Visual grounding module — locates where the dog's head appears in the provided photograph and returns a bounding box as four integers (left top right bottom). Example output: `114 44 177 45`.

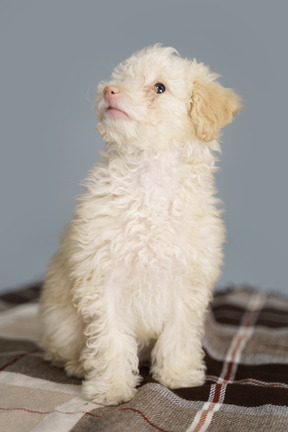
96 45 241 148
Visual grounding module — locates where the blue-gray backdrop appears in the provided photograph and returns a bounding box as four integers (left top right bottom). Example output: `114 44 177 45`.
1 0 287 293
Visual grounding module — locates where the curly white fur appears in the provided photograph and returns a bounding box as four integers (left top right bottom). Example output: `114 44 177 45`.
39 44 241 406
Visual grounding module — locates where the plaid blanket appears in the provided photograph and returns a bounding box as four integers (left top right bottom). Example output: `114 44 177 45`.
0 284 288 432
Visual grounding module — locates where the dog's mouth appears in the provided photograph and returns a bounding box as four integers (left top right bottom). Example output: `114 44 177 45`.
105 106 129 119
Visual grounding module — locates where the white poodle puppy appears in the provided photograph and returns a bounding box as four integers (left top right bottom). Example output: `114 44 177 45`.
39 45 241 406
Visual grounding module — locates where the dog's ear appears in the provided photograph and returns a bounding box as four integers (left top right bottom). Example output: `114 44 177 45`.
190 78 241 142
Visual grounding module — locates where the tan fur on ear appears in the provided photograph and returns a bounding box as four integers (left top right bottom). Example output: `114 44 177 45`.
191 78 241 142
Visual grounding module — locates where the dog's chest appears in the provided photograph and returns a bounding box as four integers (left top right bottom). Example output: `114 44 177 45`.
86 153 185 335
101 152 185 271
130 153 178 207
82 152 211 336
103 152 180 218
84 150 211 276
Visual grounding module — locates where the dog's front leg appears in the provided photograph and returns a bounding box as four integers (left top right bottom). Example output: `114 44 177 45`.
79 307 141 406
150 297 207 389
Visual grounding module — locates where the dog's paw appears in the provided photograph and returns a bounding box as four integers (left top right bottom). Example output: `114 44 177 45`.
43 351 66 368
152 366 206 389
65 359 85 378
81 379 138 406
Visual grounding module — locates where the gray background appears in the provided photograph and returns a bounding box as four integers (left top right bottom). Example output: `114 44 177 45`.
1 0 287 294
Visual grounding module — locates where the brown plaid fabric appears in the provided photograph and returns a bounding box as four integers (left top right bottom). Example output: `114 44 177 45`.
0 284 288 431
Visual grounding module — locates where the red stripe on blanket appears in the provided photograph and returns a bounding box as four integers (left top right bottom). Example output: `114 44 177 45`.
0 406 102 418
207 375 288 389
0 349 38 371
119 407 173 432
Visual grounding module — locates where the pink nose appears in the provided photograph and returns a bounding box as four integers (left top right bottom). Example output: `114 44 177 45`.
104 85 121 98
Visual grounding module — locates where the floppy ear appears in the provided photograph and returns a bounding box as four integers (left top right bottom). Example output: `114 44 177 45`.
190 78 241 142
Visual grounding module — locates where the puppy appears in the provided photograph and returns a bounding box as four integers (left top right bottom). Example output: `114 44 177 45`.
39 45 241 406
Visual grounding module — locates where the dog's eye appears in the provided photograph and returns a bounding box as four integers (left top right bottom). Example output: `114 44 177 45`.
154 83 166 94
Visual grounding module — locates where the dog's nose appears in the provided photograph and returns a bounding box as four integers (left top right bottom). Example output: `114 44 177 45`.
104 85 121 97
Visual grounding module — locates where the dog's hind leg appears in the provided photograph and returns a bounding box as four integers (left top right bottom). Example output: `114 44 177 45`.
39 258 85 377
39 296 85 377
